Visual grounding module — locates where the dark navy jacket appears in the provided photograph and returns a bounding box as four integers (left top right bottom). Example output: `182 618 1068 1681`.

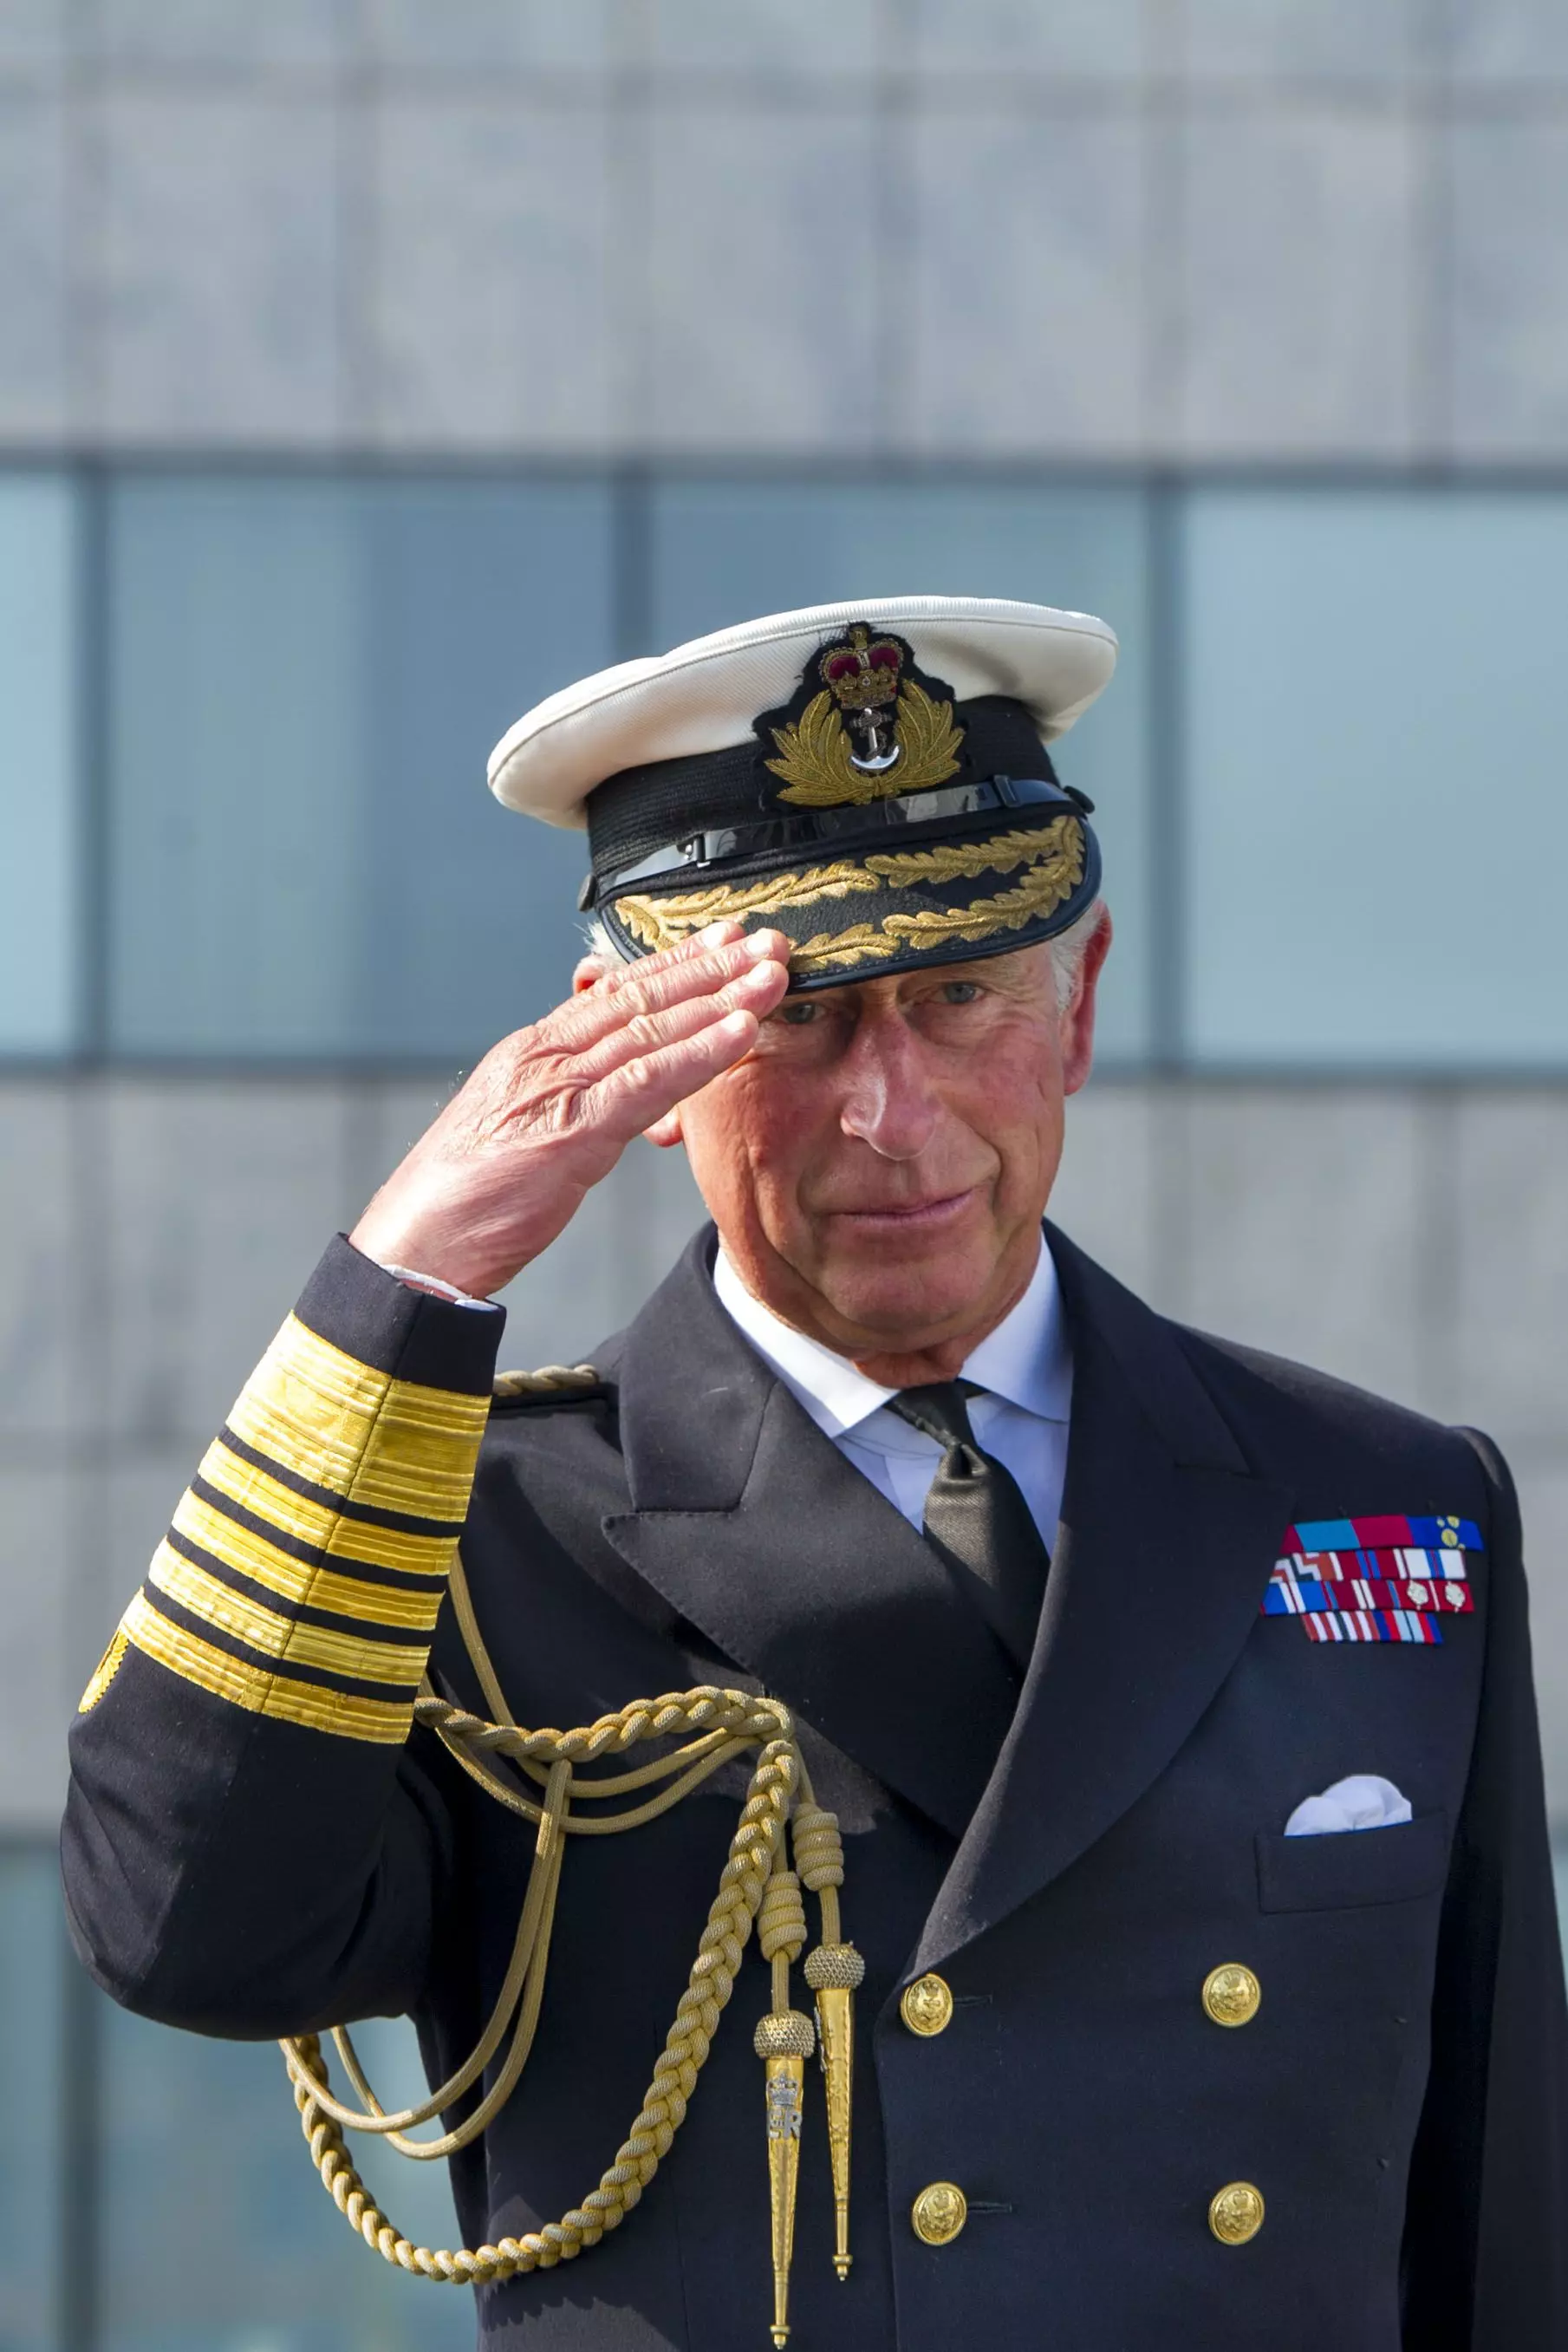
62 1224 1568 2349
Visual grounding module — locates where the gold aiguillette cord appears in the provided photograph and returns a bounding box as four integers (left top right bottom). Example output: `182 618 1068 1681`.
277 1551 866 2345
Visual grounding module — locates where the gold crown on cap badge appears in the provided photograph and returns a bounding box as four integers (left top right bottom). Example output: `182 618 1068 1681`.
763 622 965 810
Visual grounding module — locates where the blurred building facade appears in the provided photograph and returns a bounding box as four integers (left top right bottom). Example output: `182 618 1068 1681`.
3 6 1568 2347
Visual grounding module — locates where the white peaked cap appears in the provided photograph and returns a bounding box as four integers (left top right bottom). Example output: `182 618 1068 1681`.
488 595 1118 829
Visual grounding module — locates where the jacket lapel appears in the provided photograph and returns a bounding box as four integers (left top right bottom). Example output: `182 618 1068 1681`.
602 1233 1020 1839
914 1227 1292 1975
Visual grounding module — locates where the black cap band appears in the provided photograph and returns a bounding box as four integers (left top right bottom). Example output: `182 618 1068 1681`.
585 693 1058 881
590 770 1093 906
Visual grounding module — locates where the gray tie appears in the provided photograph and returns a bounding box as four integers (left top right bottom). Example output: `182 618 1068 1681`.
887 1380 1050 1673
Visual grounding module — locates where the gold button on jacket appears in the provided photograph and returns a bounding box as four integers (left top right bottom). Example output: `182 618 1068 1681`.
1202 1963 1261 2027
1208 2182 1265 2244
900 1971 954 2036
911 2181 968 2245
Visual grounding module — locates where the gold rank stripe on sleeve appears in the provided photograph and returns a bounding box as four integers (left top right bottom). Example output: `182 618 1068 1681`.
172 1481 447 1632
226 1313 489 1522
104 1308 491 1744
192 1433 459 1582
147 1544 431 1688
78 1627 128 1715
119 1590 419 1743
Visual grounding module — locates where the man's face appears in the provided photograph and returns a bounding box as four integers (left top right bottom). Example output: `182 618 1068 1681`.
656 917 1110 1380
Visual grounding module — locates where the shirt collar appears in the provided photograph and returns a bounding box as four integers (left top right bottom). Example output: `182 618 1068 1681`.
712 1235 1072 1444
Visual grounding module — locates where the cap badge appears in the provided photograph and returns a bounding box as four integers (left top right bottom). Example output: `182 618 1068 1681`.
763 623 964 808
820 627 905 772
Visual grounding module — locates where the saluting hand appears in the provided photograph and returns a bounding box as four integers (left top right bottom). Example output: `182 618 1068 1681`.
349 923 789 1301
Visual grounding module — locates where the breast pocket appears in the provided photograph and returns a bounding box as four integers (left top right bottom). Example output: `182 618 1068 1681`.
1255 1809 1450 1913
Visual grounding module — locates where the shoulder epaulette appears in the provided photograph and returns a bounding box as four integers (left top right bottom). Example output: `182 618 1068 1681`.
491 1363 602 1405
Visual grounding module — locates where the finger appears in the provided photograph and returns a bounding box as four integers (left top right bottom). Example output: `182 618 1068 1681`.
587 921 741 1000
551 931 790 1051
567 954 787 1084
582 1006 761 1140
589 922 786 1003
595 918 745 980
446 941 784 1143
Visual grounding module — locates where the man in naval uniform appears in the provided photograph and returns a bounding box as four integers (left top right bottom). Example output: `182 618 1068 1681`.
62 599 1568 2350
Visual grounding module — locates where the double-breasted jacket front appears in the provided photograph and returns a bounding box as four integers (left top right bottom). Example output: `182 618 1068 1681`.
62 1224 1568 2349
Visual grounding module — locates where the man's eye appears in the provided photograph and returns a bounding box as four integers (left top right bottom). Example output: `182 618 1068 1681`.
777 1000 819 1026
940 981 980 1005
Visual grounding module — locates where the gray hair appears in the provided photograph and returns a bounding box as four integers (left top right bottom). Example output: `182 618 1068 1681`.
1044 896 1106 1010
582 900 1104 1013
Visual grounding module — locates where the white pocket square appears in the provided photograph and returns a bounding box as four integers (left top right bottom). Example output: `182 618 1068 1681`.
1285 1773 1413 1836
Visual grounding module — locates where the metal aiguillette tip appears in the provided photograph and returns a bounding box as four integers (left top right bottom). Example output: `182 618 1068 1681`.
804 1941 863 2286
755 2009 814 2352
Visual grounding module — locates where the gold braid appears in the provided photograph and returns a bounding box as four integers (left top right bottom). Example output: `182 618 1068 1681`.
281 1484 857 2318
490 1362 600 1400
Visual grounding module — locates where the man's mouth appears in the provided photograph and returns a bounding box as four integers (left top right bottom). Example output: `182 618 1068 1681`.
823 1186 981 1231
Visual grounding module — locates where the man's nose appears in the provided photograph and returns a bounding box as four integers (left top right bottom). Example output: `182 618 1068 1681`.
836 1013 940 1160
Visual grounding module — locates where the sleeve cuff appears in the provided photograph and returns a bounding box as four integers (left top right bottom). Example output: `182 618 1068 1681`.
295 1235 506 1396
375 1261 500 1312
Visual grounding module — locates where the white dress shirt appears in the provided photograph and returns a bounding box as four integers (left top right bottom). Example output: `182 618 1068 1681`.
712 1241 1072 1547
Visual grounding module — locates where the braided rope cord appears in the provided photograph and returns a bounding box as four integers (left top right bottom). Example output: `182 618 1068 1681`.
279 1509 853 2290
490 1364 599 1400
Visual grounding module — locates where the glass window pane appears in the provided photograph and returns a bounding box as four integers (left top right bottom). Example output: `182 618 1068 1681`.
1182 489 1568 1066
107 475 615 1060
356 479 615 1055
0 475 80 1055
107 477 363 1058
100 2004 472 2352
0 1848 62 2352
648 478 1153 1062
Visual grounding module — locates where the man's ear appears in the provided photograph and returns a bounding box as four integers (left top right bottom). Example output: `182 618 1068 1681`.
572 954 611 994
642 1108 685 1150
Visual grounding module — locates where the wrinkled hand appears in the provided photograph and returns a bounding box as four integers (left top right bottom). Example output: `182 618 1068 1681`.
350 923 790 1299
